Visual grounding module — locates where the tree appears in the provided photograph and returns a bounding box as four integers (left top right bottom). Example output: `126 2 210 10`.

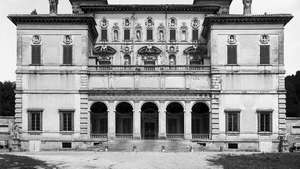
0 81 15 116
285 71 300 117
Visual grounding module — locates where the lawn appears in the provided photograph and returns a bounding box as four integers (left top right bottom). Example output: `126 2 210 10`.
208 152 300 169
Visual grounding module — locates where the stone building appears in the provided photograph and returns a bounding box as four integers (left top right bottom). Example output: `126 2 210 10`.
8 0 293 152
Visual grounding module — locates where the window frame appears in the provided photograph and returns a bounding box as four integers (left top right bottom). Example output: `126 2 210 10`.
260 45 270 65
257 110 273 133
124 29 131 41
59 109 75 133
28 109 43 132
225 110 240 134
146 29 153 41
227 45 237 65
170 29 176 42
192 29 199 41
31 45 42 65
101 29 108 42
63 45 73 65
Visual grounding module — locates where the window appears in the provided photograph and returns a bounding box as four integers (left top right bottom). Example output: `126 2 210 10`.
124 29 130 41
147 29 153 41
260 45 270 64
31 45 41 65
59 110 74 132
192 29 198 41
258 111 272 132
62 142 72 148
228 143 238 149
101 29 108 41
63 45 72 64
170 29 176 41
226 111 240 132
227 45 237 64
28 110 42 131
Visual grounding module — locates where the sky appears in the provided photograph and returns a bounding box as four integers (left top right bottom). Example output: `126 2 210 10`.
0 0 299 81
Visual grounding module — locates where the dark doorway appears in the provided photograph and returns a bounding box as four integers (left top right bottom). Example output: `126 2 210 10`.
116 102 133 136
141 102 158 139
192 102 210 135
90 102 108 134
166 102 184 135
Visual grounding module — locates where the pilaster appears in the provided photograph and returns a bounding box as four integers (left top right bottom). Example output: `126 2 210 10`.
15 74 23 128
158 101 166 139
184 101 192 140
107 101 116 139
133 101 141 139
80 75 89 136
211 74 221 139
278 75 286 135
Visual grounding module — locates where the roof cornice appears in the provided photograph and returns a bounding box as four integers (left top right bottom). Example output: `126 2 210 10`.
80 5 220 13
7 14 98 43
202 14 294 38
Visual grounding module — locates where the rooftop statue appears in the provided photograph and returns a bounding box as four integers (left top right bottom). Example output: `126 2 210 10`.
49 0 58 14
243 0 252 15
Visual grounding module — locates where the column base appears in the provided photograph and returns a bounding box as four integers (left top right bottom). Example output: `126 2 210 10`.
184 134 192 140
108 133 115 140
133 133 141 140
159 133 167 139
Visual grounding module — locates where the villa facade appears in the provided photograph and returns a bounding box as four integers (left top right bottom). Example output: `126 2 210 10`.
8 0 293 152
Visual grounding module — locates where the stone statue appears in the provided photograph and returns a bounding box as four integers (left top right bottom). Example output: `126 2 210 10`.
243 0 252 15
49 0 58 14
30 9 37 15
10 124 21 140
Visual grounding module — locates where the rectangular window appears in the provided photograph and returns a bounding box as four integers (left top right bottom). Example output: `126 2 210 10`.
63 45 72 65
28 111 42 131
124 29 130 41
192 29 199 41
101 29 108 41
258 111 272 132
31 45 41 65
227 45 237 64
170 29 176 41
147 29 153 41
59 111 74 132
260 45 270 64
226 111 240 132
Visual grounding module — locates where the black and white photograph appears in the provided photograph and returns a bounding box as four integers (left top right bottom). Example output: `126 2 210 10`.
0 0 300 168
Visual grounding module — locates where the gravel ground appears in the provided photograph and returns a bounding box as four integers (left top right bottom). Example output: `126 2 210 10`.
5 151 256 169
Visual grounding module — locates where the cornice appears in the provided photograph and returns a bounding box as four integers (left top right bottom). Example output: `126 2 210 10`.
80 5 220 13
201 14 293 38
8 14 98 43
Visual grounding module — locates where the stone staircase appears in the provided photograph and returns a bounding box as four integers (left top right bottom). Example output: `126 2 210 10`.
94 139 202 152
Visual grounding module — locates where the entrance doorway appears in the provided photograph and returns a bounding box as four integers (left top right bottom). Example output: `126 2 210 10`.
141 102 158 139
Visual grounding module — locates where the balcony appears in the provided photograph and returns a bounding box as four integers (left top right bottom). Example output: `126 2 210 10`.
88 65 210 72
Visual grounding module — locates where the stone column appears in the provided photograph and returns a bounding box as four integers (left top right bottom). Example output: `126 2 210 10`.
159 101 167 139
107 101 115 139
184 101 192 140
133 101 141 139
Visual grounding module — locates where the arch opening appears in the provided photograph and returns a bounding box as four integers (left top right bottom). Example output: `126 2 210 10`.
166 102 184 135
90 102 108 134
141 102 159 139
192 102 210 136
116 102 133 135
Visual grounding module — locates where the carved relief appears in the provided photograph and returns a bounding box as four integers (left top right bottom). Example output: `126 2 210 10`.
260 34 270 44
63 35 72 45
191 18 200 29
145 17 154 27
227 35 237 44
100 18 108 28
93 45 117 65
49 0 58 14
243 0 252 15
32 35 41 45
124 18 131 27
168 17 177 28
138 45 162 63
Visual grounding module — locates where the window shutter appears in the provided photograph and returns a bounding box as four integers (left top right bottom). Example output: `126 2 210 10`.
147 29 153 41
260 45 270 64
71 112 74 131
101 29 107 41
63 45 72 64
32 45 41 64
28 112 32 131
59 112 63 131
192 29 198 41
227 45 237 64
170 29 176 41
39 112 42 131
124 29 130 40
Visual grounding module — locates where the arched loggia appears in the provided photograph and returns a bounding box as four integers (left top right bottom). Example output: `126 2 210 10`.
141 102 159 139
166 102 184 137
116 102 133 136
90 102 108 135
192 102 210 139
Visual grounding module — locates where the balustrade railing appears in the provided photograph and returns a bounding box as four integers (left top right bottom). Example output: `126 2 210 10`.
166 133 185 139
89 65 210 72
91 133 107 139
192 134 210 140
116 133 134 139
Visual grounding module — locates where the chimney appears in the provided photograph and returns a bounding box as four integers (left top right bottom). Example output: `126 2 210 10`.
243 0 252 15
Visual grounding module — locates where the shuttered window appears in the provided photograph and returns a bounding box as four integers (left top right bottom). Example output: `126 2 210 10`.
170 29 176 41
226 111 240 132
147 29 153 41
260 45 270 64
227 45 237 64
31 45 41 65
59 111 74 132
63 45 72 65
192 29 198 41
124 29 130 41
258 111 272 132
101 29 108 41
28 111 42 131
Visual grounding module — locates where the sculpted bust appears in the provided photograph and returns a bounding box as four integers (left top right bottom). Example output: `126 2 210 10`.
243 0 252 15
49 0 58 14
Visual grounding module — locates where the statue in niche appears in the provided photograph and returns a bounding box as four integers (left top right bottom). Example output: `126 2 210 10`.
159 30 164 41
49 0 58 14
113 30 118 41
10 124 21 140
136 30 141 41
243 0 252 15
